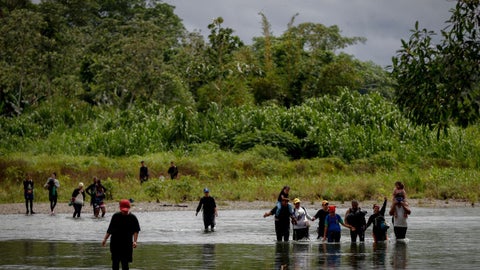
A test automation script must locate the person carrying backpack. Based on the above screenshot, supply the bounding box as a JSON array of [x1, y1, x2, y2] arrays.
[[292, 198, 314, 240], [365, 197, 389, 242], [44, 172, 60, 215], [345, 199, 367, 243]]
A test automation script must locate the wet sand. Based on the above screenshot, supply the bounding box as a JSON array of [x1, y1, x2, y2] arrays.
[[0, 198, 474, 215]]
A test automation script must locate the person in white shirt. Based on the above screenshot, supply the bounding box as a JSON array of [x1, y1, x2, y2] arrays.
[[292, 198, 314, 240], [389, 197, 411, 240]]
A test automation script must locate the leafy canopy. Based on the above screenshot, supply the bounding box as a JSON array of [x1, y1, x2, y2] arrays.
[[392, 0, 480, 137]]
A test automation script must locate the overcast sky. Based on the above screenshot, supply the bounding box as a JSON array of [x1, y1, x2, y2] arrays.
[[164, 0, 456, 67]]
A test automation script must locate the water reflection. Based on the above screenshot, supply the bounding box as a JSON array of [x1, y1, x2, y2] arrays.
[[349, 242, 367, 269], [372, 241, 388, 269], [318, 242, 342, 268], [292, 243, 311, 269], [47, 242, 57, 267], [391, 241, 408, 269], [202, 243, 216, 269], [22, 241, 33, 266], [0, 207, 479, 269], [274, 242, 290, 269]]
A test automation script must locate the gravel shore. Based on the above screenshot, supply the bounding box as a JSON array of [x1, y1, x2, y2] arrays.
[[1, 198, 474, 215]]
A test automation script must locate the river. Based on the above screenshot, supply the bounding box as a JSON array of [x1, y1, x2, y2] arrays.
[[0, 207, 479, 269]]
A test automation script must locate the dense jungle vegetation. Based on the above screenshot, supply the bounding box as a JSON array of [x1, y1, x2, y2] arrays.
[[1, 0, 479, 204]]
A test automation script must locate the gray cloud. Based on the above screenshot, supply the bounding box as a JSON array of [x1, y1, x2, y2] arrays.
[[165, 0, 456, 67]]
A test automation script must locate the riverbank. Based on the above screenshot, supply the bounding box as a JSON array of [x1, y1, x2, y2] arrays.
[[1, 198, 474, 215]]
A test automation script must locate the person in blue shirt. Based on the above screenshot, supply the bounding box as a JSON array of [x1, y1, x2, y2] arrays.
[[275, 186, 290, 216], [323, 205, 354, 242]]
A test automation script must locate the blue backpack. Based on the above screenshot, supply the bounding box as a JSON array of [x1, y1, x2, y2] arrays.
[[374, 215, 389, 231]]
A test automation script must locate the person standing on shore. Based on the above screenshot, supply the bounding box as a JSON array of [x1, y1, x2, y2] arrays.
[[139, 161, 149, 184], [44, 172, 60, 215], [168, 161, 178, 179], [102, 199, 140, 270], [23, 174, 35, 215], [196, 188, 218, 232], [71, 182, 86, 218]]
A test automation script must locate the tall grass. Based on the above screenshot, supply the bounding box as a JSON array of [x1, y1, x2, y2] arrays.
[[1, 92, 479, 204], [1, 91, 479, 167], [1, 150, 479, 205]]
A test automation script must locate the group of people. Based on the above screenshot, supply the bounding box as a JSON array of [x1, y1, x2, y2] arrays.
[[139, 160, 179, 184], [22, 173, 108, 218], [22, 170, 411, 270], [22, 172, 60, 215], [263, 182, 411, 243], [70, 176, 108, 218], [22, 159, 182, 217], [22, 173, 139, 270]]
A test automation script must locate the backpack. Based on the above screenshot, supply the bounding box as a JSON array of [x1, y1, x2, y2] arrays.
[[346, 208, 367, 225], [374, 215, 390, 231], [48, 179, 57, 196]]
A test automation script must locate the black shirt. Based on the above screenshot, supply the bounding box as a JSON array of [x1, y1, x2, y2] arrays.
[[140, 166, 149, 180], [107, 212, 141, 252], [314, 209, 329, 228], [168, 165, 178, 179], [196, 196, 216, 215], [270, 205, 292, 227]]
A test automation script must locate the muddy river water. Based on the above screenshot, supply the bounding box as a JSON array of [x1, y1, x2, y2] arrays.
[[0, 207, 479, 269]]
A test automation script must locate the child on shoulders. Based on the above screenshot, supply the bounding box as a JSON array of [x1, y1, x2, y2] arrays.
[[392, 181, 409, 217], [276, 186, 290, 217]]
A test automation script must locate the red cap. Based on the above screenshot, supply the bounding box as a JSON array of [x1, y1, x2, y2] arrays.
[[328, 205, 336, 213], [119, 199, 131, 212]]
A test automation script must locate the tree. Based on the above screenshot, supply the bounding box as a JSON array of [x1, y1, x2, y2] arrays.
[[206, 17, 244, 69], [250, 13, 285, 105], [316, 54, 364, 96], [0, 9, 49, 115], [392, 0, 480, 136], [77, 1, 188, 108], [196, 17, 252, 110], [251, 14, 368, 106]]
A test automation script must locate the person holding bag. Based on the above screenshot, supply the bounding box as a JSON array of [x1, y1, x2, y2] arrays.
[[71, 182, 86, 218]]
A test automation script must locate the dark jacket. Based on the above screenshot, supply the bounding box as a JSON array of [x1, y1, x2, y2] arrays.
[[196, 196, 216, 215]]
